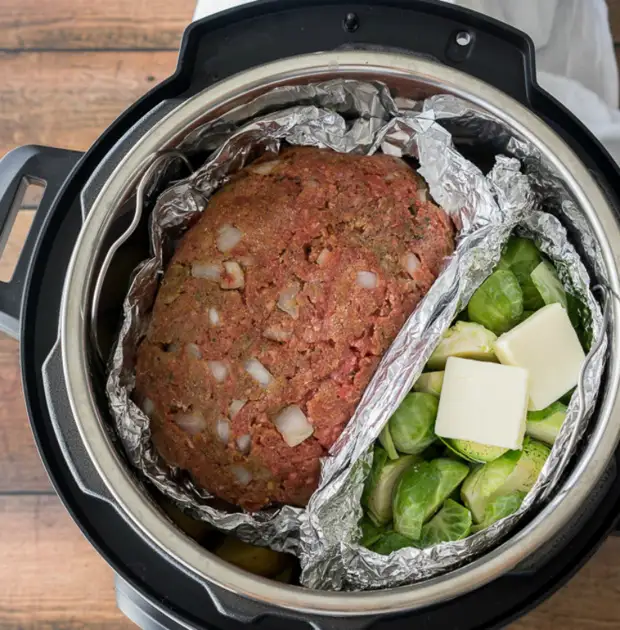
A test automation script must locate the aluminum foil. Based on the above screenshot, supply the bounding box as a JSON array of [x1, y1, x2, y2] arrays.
[[105, 81, 607, 577]]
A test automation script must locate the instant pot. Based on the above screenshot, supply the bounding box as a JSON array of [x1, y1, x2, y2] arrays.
[[2, 1, 620, 628]]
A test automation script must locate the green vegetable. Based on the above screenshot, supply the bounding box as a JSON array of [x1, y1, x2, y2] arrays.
[[442, 438, 508, 463], [393, 458, 470, 540], [362, 447, 416, 526], [467, 269, 524, 334], [470, 491, 526, 533], [427, 321, 497, 370], [359, 516, 386, 547], [526, 402, 567, 445], [371, 531, 417, 555], [378, 424, 399, 461], [419, 499, 472, 547], [497, 237, 545, 311], [388, 393, 439, 455], [461, 438, 550, 523], [518, 310, 534, 323], [413, 371, 445, 397], [560, 388, 575, 405], [530, 260, 568, 310], [460, 450, 521, 523]]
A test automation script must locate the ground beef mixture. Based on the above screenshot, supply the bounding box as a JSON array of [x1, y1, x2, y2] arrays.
[[134, 147, 455, 511]]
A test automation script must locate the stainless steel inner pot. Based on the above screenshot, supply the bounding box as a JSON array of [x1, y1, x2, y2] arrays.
[[60, 51, 620, 619]]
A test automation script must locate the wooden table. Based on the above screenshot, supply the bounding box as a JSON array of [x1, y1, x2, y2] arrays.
[[1, 2, 620, 628]]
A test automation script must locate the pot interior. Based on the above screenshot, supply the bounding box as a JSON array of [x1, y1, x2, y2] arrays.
[[65, 51, 620, 616]]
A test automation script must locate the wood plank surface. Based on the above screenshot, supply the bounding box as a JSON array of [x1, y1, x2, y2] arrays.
[[0, 50, 178, 158], [0, 0, 195, 50]]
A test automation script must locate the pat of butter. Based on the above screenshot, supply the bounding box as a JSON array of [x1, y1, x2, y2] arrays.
[[494, 303, 585, 411], [435, 357, 529, 450]]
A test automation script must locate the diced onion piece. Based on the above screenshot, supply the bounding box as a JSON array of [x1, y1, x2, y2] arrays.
[[209, 307, 220, 326], [244, 358, 273, 388], [263, 327, 292, 343], [229, 399, 246, 417], [277, 282, 300, 319], [186, 343, 202, 359], [216, 417, 230, 444], [316, 248, 331, 266], [174, 413, 207, 436], [417, 187, 428, 203], [216, 224, 243, 253], [141, 398, 155, 417], [236, 434, 251, 454], [274, 405, 314, 447], [403, 253, 421, 278], [208, 360, 228, 382], [251, 160, 280, 175], [356, 271, 378, 289], [220, 261, 245, 289], [231, 465, 253, 486], [192, 262, 222, 281]]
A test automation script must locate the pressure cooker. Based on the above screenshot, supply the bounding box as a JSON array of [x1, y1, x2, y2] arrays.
[[1, 1, 620, 628]]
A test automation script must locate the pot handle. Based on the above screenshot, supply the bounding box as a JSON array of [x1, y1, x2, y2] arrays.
[[205, 583, 377, 630], [0, 145, 82, 340]]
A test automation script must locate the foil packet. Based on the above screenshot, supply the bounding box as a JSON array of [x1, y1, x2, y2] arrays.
[[105, 80, 607, 579]]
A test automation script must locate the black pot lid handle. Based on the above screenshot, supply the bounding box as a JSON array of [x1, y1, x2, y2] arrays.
[[0, 145, 82, 340]]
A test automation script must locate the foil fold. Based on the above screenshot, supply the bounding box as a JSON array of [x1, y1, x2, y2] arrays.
[[105, 81, 607, 580]]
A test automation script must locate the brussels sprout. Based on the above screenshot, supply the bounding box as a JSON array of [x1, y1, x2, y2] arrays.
[[560, 388, 575, 405], [467, 269, 524, 335], [215, 537, 290, 577], [388, 393, 439, 455], [427, 321, 497, 370], [497, 237, 545, 311], [378, 424, 399, 460], [530, 260, 568, 310], [470, 491, 526, 533], [526, 402, 567, 445], [362, 447, 416, 525], [460, 450, 521, 523], [359, 516, 386, 547], [442, 438, 508, 463], [461, 438, 550, 523], [393, 458, 470, 540], [413, 371, 445, 396], [370, 531, 418, 555], [419, 499, 472, 547]]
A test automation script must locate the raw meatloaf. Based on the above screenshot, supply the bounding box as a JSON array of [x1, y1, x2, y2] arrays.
[[134, 147, 455, 511]]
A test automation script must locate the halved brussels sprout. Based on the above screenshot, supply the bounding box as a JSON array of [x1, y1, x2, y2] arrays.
[[362, 446, 416, 526], [378, 424, 399, 460], [442, 438, 508, 463], [497, 237, 544, 311], [370, 531, 417, 555], [413, 371, 445, 397], [467, 269, 524, 335], [526, 402, 567, 445], [461, 438, 550, 523], [530, 260, 568, 310], [427, 321, 497, 370], [359, 516, 386, 547], [388, 393, 439, 455], [393, 458, 470, 540], [419, 499, 472, 547], [470, 491, 526, 533]]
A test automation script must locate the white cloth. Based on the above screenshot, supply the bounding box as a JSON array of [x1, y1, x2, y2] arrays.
[[194, 0, 620, 162]]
